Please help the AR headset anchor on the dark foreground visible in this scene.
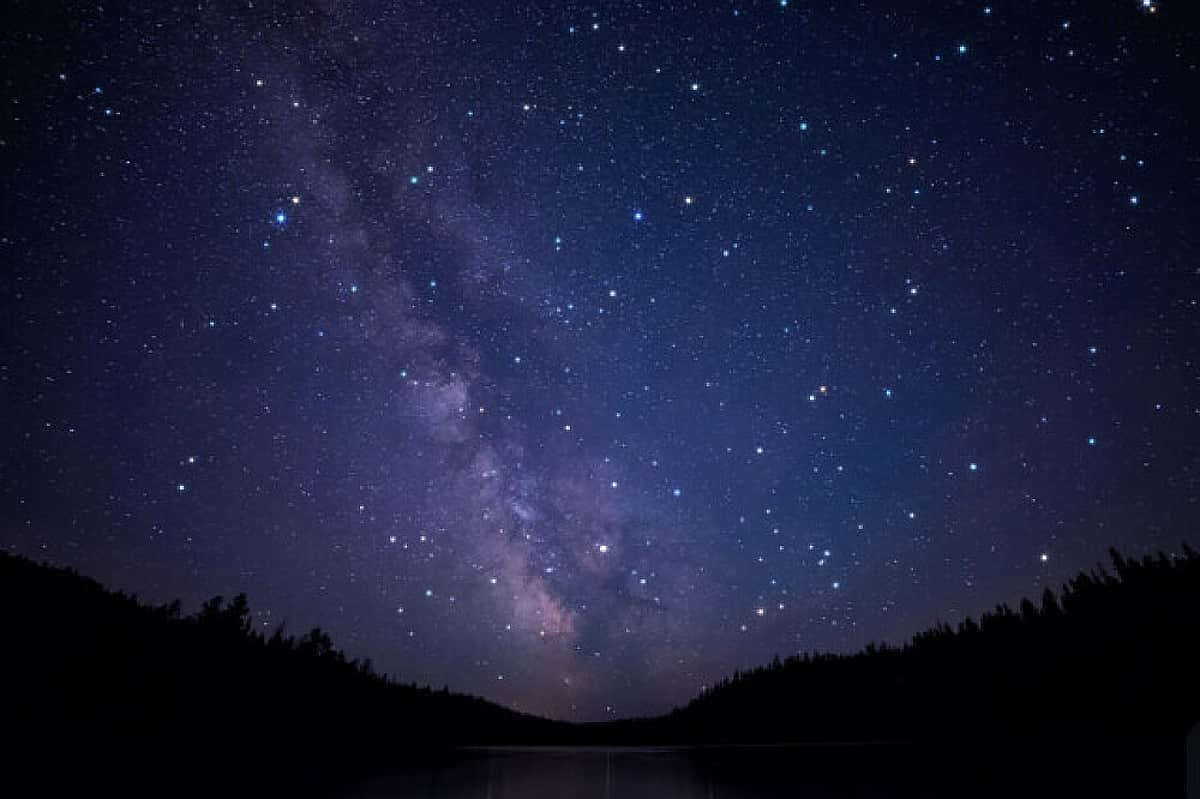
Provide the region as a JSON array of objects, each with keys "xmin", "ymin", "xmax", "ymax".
[
  {"xmin": 352, "ymin": 742, "xmax": 1187, "ymax": 799},
  {"xmin": 3, "ymin": 549, "xmax": 1196, "ymax": 795},
  {"xmin": 5, "ymin": 730, "xmax": 1191, "ymax": 798}
]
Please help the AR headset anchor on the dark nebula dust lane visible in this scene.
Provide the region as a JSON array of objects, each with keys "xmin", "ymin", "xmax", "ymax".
[{"xmin": 1, "ymin": 0, "xmax": 1196, "ymax": 720}]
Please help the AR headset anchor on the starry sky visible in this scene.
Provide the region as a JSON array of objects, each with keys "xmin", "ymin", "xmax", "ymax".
[{"xmin": 2, "ymin": 0, "xmax": 1197, "ymax": 721}]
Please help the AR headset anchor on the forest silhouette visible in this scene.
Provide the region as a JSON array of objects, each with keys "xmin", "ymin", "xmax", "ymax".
[
  {"xmin": 602, "ymin": 544, "xmax": 1200, "ymax": 747},
  {"xmin": 0, "ymin": 551, "xmax": 562, "ymax": 746},
  {"xmin": 2, "ymin": 545, "xmax": 1197, "ymax": 752}
]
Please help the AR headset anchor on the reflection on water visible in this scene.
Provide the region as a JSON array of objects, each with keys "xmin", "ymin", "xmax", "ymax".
[
  {"xmin": 357, "ymin": 748, "xmax": 720, "ymax": 799},
  {"xmin": 343, "ymin": 743, "xmax": 1179, "ymax": 799}
]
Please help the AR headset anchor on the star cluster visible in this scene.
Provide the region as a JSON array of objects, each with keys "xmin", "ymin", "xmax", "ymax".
[{"xmin": 1, "ymin": 0, "xmax": 1196, "ymax": 720}]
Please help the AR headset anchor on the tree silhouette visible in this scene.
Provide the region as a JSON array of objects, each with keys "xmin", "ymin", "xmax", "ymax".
[
  {"xmin": 2, "ymin": 544, "xmax": 1197, "ymax": 752},
  {"xmin": 612, "ymin": 544, "xmax": 1200, "ymax": 747}
]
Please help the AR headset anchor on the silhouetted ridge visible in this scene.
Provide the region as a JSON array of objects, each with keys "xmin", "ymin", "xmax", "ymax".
[
  {"xmin": 4, "ymin": 546, "xmax": 1197, "ymax": 751},
  {"xmin": 0, "ymin": 552, "xmax": 561, "ymax": 745},
  {"xmin": 623, "ymin": 545, "xmax": 1200, "ymax": 744}
]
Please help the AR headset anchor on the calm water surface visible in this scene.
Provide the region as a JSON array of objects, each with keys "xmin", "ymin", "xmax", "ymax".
[{"xmin": 341, "ymin": 743, "xmax": 1180, "ymax": 798}]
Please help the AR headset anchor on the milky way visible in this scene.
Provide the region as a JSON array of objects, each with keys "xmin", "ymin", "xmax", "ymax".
[{"xmin": 2, "ymin": 0, "xmax": 1196, "ymax": 719}]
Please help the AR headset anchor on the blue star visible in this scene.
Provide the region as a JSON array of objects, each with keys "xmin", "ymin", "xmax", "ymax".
[
  {"xmin": 633, "ymin": 209, "xmax": 645, "ymax": 222},
  {"xmin": 1087, "ymin": 436, "xmax": 1097, "ymax": 446},
  {"xmin": 272, "ymin": 210, "xmax": 288, "ymax": 226},
  {"xmin": 957, "ymin": 43, "xmax": 968, "ymax": 55},
  {"xmin": 672, "ymin": 487, "xmax": 682, "ymax": 497}
]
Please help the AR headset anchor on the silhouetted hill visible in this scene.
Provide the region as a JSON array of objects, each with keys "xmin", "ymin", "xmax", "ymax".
[
  {"xmin": 4, "ymin": 545, "xmax": 1197, "ymax": 760},
  {"xmin": 0, "ymin": 551, "xmax": 562, "ymax": 747},
  {"xmin": 597, "ymin": 545, "xmax": 1200, "ymax": 746}
]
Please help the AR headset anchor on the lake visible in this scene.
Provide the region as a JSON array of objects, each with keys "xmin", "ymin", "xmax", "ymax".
[{"xmin": 340, "ymin": 742, "xmax": 1182, "ymax": 798}]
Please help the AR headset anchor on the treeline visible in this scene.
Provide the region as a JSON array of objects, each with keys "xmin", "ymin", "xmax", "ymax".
[
  {"xmin": 4, "ymin": 545, "xmax": 1197, "ymax": 750},
  {"xmin": 621, "ymin": 545, "xmax": 1200, "ymax": 745},
  {"xmin": 0, "ymin": 551, "xmax": 559, "ymax": 744}
]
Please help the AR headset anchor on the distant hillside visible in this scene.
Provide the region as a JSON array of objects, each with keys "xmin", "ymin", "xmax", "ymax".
[
  {"xmin": 613, "ymin": 546, "xmax": 1200, "ymax": 745},
  {"xmin": 0, "ymin": 551, "xmax": 560, "ymax": 745},
  {"xmin": 5, "ymin": 545, "xmax": 1197, "ymax": 754}
]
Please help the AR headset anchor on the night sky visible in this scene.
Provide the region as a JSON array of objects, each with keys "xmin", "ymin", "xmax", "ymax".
[{"xmin": 2, "ymin": 0, "xmax": 1197, "ymax": 721}]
